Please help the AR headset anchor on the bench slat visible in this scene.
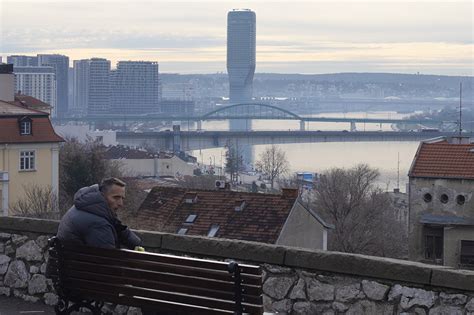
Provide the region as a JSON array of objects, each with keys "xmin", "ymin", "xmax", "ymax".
[
  {"xmin": 61, "ymin": 243, "xmax": 261, "ymax": 275},
  {"xmin": 63, "ymin": 267, "xmax": 263, "ymax": 298},
  {"xmin": 64, "ymin": 278, "xmax": 263, "ymax": 314},
  {"xmin": 71, "ymin": 287, "xmax": 235, "ymax": 314},
  {"xmin": 62, "ymin": 251, "xmax": 262, "ymax": 286}
]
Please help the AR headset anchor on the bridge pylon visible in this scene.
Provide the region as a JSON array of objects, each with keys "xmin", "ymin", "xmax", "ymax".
[
  {"xmin": 197, "ymin": 120, "xmax": 202, "ymax": 131},
  {"xmin": 300, "ymin": 120, "xmax": 306, "ymax": 131},
  {"xmin": 350, "ymin": 121, "xmax": 357, "ymax": 132}
]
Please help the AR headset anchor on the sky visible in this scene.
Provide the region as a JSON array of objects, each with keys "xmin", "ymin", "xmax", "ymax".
[{"xmin": 0, "ymin": 0, "xmax": 473, "ymax": 75}]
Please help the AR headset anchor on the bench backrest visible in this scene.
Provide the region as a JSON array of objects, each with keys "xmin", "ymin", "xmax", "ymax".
[{"xmin": 48, "ymin": 237, "xmax": 263, "ymax": 314}]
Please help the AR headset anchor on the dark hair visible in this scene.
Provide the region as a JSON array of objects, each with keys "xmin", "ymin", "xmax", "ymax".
[{"xmin": 99, "ymin": 177, "xmax": 126, "ymax": 193}]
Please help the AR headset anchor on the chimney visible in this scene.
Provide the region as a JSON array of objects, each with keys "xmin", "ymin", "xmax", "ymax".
[
  {"xmin": 281, "ymin": 188, "xmax": 299, "ymax": 199},
  {"xmin": 0, "ymin": 64, "xmax": 15, "ymax": 102}
]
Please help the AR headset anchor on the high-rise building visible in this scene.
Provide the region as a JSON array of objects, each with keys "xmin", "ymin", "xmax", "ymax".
[
  {"xmin": 227, "ymin": 9, "xmax": 256, "ymax": 165},
  {"xmin": 227, "ymin": 9, "xmax": 256, "ymax": 104},
  {"xmin": 111, "ymin": 61, "xmax": 159, "ymax": 115},
  {"xmin": 13, "ymin": 66, "xmax": 56, "ymax": 112},
  {"xmin": 73, "ymin": 58, "xmax": 111, "ymax": 116},
  {"xmin": 7, "ymin": 55, "xmax": 39, "ymax": 67},
  {"xmin": 38, "ymin": 54, "xmax": 69, "ymax": 118}
]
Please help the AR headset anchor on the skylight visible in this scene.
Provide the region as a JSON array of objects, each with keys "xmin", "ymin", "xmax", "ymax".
[
  {"xmin": 177, "ymin": 228, "xmax": 188, "ymax": 235},
  {"xmin": 185, "ymin": 214, "xmax": 197, "ymax": 223},
  {"xmin": 207, "ymin": 224, "xmax": 219, "ymax": 237}
]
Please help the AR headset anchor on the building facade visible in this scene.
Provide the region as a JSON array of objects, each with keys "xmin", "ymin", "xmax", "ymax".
[
  {"xmin": 73, "ymin": 58, "xmax": 111, "ymax": 116},
  {"xmin": 7, "ymin": 55, "xmax": 38, "ymax": 67},
  {"xmin": 13, "ymin": 66, "xmax": 56, "ymax": 111},
  {"xmin": 37, "ymin": 54, "xmax": 69, "ymax": 118},
  {"xmin": 111, "ymin": 61, "xmax": 159, "ymax": 115},
  {"xmin": 227, "ymin": 9, "xmax": 256, "ymax": 104},
  {"xmin": 0, "ymin": 64, "xmax": 64, "ymax": 215},
  {"xmin": 408, "ymin": 137, "xmax": 474, "ymax": 268}
]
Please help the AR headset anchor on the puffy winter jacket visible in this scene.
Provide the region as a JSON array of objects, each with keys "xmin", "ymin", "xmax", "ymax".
[{"xmin": 57, "ymin": 184, "xmax": 141, "ymax": 249}]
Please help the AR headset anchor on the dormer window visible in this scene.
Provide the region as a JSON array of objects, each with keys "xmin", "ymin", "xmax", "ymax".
[
  {"xmin": 184, "ymin": 192, "xmax": 198, "ymax": 204},
  {"xmin": 19, "ymin": 117, "xmax": 32, "ymax": 135},
  {"xmin": 234, "ymin": 199, "xmax": 246, "ymax": 211},
  {"xmin": 185, "ymin": 214, "xmax": 197, "ymax": 223},
  {"xmin": 207, "ymin": 224, "xmax": 219, "ymax": 237}
]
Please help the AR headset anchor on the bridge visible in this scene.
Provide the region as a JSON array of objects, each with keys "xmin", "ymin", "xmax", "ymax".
[
  {"xmin": 54, "ymin": 103, "xmax": 446, "ymax": 132},
  {"xmin": 116, "ymin": 130, "xmax": 470, "ymax": 152}
]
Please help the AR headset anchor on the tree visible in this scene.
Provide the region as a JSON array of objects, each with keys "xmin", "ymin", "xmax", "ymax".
[
  {"xmin": 225, "ymin": 141, "xmax": 244, "ymax": 183},
  {"xmin": 10, "ymin": 184, "xmax": 60, "ymax": 219},
  {"xmin": 59, "ymin": 137, "xmax": 122, "ymax": 211},
  {"xmin": 255, "ymin": 145, "xmax": 290, "ymax": 190},
  {"xmin": 312, "ymin": 164, "xmax": 407, "ymax": 258}
]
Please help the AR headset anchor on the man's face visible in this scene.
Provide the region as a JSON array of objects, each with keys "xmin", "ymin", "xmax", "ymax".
[{"xmin": 104, "ymin": 184, "xmax": 125, "ymax": 212}]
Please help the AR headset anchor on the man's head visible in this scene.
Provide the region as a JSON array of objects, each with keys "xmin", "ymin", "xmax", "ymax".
[{"xmin": 99, "ymin": 177, "xmax": 126, "ymax": 212}]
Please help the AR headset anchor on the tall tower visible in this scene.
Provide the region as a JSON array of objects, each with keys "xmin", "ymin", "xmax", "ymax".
[
  {"xmin": 227, "ymin": 9, "xmax": 256, "ymax": 104},
  {"xmin": 38, "ymin": 54, "xmax": 69, "ymax": 118}
]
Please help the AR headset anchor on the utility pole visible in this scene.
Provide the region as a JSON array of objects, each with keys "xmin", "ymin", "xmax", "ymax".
[{"xmin": 459, "ymin": 82, "xmax": 463, "ymax": 136}]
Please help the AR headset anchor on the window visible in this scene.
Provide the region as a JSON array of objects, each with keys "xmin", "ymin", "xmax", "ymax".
[
  {"xmin": 456, "ymin": 195, "xmax": 466, "ymax": 205},
  {"xmin": 177, "ymin": 228, "xmax": 188, "ymax": 235},
  {"xmin": 185, "ymin": 214, "xmax": 197, "ymax": 223},
  {"xmin": 423, "ymin": 193, "xmax": 432, "ymax": 203},
  {"xmin": 20, "ymin": 121, "xmax": 31, "ymax": 135},
  {"xmin": 440, "ymin": 194, "xmax": 449, "ymax": 204},
  {"xmin": 424, "ymin": 227, "xmax": 443, "ymax": 262},
  {"xmin": 460, "ymin": 240, "xmax": 474, "ymax": 266},
  {"xmin": 207, "ymin": 224, "xmax": 219, "ymax": 237},
  {"xmin": 19, "ymin": 151, "xmax": 35, "ymax": 171}
]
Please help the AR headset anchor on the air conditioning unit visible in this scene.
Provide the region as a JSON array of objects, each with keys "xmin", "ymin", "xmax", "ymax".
[{"xmin": 215, "ymin": 180, "xmax": 226, "ymax": 189}]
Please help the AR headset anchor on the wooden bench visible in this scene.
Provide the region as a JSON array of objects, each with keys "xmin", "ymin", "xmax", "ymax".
[{"xmin": 46, "ymin": 237, "xmax": 264, "ymax": 315}]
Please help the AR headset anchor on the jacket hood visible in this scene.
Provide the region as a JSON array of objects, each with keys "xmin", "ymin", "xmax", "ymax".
[{"xmin": 74, "ymin": 184, "xmax": 114, "ymax": 222}]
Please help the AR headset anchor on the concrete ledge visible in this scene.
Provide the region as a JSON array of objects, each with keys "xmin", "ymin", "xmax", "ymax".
[
  {"xmin": 161, "ymin": 233, "xmax": 286, "ymax": 264},
  {"xmin": 431, "ymin": 268, "xmax": 474, "ymax": 291},
  {"xmin": 284, "ymin": 247, "xmax": 434, "ymax": 285},
  {"xmin": 0, "ymin": 216, "xmax": 58, "ymax": 234},
  {"xmin": 1, "ymin": 216, "xmax": 474, "ymax": 292}
]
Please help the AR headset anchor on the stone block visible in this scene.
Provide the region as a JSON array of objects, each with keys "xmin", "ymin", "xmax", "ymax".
[
  {"xmin": 362, "ymin": 280, "xmax": 390, "ymax": 301},
  {"xmin": 44, "ymin": 292, "xmax": 58, "ymax": 305},
  {"xmin": 4, "ymin": 260, "xmax": 29, "ymax": 288},
  {"xmin": 439, "ymin": 292, "xmax": 467, "ymax": 305},
  {"xmin": 134, "ymin": 230, "xmax": 163, "ymax": 249},
  {"xmin": 126, "ymin": 307, "xmax": 143, "ymax": 315},
  {"xmin": 0, "ymin": 286, "xmax": 10, "ymax": 296},
  {"xmin": 30, "ymin": 266, "xmax": 39, "ymax": 274},
  {"xmin": 0, "ymin": 233, "xmax": 11, "ymax": 240},
  {"xmin": 0, "ymin": 254, "xmax": 11, "ymax": 275},
  {"xmin": 346, "ymin": 300, "xmax": 393, "ymax": 315},
  {"xmin": 270, "ymin": 299, "xmax": 292, "ymax": 313},
  {"xmin": 28, "ymin": 274, "xmax": 48, "ymax": 295},
  {"xmin": 11, "ymin": 234, "xmax": 28, "ymax": 246},
  {"xmin": 306, "ymin": 278, "xmax": 334, "ymax": 301},
  {"xmin": 16, "ymin": 240, "xmax": 43, "ymax": 261},
  {"xmin": 289, "ymin": 278, "xmax": 306, "ymax": 299},
  {"xmin": 428, "ymin": 305, "xmax": 463, "ymax": 315},
  {"xmin": 263, "ymin": 275, "xmax": 297, "ymax": 299},
  {"xmin": 466, "ymin": 298, "xmax": 474, "ymax": 312},
  {"xmin": 0, "ymin": 217, "xmax": 59, "ymax": 234},
  {"xmin": 396, "ymin": 286, "xmax": 437, "ymax": 310},
  {"xmin": 335, "ymin": 283, "xmax": 364, "ymax": 303},
  {"xmin": 35, "ymin": 235, "xmax": 50, "ymax": 250}
]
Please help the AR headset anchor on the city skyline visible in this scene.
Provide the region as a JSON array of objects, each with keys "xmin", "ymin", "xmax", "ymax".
[{"xmin": 1, "ymin": 0, "xmax": 473, "ymax": 76}]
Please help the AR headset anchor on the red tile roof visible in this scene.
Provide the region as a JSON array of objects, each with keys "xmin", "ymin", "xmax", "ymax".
[
  {"xmin": 0, "ymin": 101, "xmax": 64, "ymax": 144},
  {"xmin": 131, "ymin": 186, "xmax": 299, "ymax": 244},
  {"xmin": 409, "ymin": 138, "xmax": 474, "ymax": 180},
  {"xmin": 9, "ymin": 94, "xmax": 52, "ymax": 113}
]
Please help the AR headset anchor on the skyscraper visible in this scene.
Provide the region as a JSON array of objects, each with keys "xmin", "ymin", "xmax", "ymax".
[
  {"xmin": 73, "ymin": 58, "xmax": 111, "ymax": 116},
  {"xmin": 227, "ymin": 9, "xmax": 256, "ymax": 165},
  {"xmin": 111, "ymin": 61, "xmax": 159, "ymax": 115},
  {"xmin": 38, "ymin": 54, "xmax": 69, "ymax": 118},
  {"xmin": 14, "ymin": 66, "xmax": 56, "ymax": 111},
  {"xmin": 227, "ymin": 9, "xmax": 256, "ymax": 104},
  {"xmin": 7, "ymin": 55, "xmax": 39, "ymax": 67}
]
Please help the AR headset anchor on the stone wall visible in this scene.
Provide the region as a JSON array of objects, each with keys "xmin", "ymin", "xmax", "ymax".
[{"xmin": 1, "ymin": 216, "xmax": 474, "ymax": 315}]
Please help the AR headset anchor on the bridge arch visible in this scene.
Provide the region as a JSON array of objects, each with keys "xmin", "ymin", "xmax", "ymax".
[{"xmin": 200, "ymin": 103, "xmax": 302, "ymax": 121}]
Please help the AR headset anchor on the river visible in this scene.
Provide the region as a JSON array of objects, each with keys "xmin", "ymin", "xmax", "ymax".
[{"xmin": 190, "ymin": 111, "xmax": 423, "ymax": 193}]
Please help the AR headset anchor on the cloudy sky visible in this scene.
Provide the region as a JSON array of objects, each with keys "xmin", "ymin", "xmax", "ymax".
[{"xmin": 0, "ymin": 0, "xmax": 472, "ymax": 75}]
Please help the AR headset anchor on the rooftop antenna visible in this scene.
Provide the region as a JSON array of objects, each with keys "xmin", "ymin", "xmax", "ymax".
[
  {"xmin": 459, "ymin": 82, "xmax": 463, "ymax": 136},
  {"xmin": 397, "ymin": 152, "xmax": 400, "ymax": 191}
]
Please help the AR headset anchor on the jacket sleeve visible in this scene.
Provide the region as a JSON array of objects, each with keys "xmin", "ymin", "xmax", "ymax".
[
  {"xmin": 83, "ymin": 222, "xmax": 116, "ymax": 249},
  {"xmin": 118, "ymin": 227, "xmax": 142, "ymax": 249}
]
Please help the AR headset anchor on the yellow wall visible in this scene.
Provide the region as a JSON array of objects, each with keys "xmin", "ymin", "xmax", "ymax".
[{"xmin": 0, "ymin": 143, "xmax": 59, "ymax": 212}]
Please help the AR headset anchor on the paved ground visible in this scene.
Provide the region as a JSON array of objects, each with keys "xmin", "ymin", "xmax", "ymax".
[{"xmin": 0, "ymin": 295, "xmax": 56, "ymax": 315}]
